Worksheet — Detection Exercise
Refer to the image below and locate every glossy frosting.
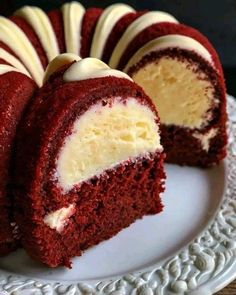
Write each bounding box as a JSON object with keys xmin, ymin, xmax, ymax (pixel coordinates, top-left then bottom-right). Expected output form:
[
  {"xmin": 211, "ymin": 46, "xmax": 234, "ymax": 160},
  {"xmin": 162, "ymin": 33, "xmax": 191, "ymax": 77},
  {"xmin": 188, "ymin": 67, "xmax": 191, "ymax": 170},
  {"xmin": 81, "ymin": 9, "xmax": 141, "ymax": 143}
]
[
  {"xmin": 124, "ymin": 34, "xmax": 214, "ymax": 72},
  {"xmin": 0, "ymin": 48, "xmax": 30, "ymax": 77},
  {"xmin": 15, "ymin": 6, "xmax": 60, "ymax": 62},
  {"xmin": 109, "ymin": 11, "xmax": 179, "ymax": 68},
  {"xmin": 0, "ymin": 3, "xmax": 215, "ymax": 91},
  {"xmin": 0, "ymin": 16, "xmax": 44, "ymax": 85},
  {"xmin": 90, "ymin": 3, "xmax": 135, "ymax": 59},
  {"xmin": 0, "ymin": 64, "xmax": 29, "ymax": 76},
  {"xmin": 63, "ymin": 57, "xmax": 133, "ymax": 82},
  {"xmin": 43, "ymin": 53, "xmax": 81, "ymax": 83},
  {"xmin": 61, "ymin": 2, "xmax": 85, "ymax": 54}
]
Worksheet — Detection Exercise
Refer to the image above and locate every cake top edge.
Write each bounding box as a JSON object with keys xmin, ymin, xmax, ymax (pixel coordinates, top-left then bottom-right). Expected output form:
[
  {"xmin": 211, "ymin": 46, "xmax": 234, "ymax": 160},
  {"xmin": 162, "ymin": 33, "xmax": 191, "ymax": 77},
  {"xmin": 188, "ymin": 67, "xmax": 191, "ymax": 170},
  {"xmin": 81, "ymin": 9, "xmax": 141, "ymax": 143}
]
[{"xmin": 43, "ymin": 54, "xmax": 133, "ymax": 83}]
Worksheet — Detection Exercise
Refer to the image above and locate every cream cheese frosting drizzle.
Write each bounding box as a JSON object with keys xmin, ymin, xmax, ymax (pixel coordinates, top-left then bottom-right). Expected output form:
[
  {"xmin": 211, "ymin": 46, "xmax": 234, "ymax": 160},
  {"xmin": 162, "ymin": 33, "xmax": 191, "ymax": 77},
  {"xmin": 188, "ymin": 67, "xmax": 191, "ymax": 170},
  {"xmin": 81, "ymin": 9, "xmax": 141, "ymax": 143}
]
[
  {"xmin": 0, "ymin": 64, "xmax": 28, "ymax": 76},
  {"xmin": 0, "ymin": 16, "xmax": 44, "ymax": 85},
  {"xmin": 62, "ymin": 2, "xmax": 85, "ymax": 54},
  {"xmin": 44, "ymin": 53, "xmax": 81, "ymax": 83},
  {"xmin": 124, "ymin": 34, "xmax": 214, "ymax": 73},
  {"xmin": 90, "ymin": 3, "xmax": 135, "ymax": 59},
  {"xmin": 109, "ymin": 11, "xmax": 178, "ymax": 68},
  {"xmin": 15, "ymin": 6, "xmax": 60, "ymax": 62},
  {"xmin": 0, "ymin": 48, "xmax": 30, "ymax": 77},
  {"xmin": 64, "ymin": 57, "xmax": 133, "ymax": 82}
]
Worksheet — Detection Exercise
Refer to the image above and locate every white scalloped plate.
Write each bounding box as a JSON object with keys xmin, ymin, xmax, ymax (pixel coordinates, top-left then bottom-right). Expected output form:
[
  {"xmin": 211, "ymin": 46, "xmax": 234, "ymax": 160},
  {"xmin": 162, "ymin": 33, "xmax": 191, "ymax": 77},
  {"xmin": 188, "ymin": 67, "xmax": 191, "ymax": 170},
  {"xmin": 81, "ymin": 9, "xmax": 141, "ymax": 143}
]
[{"xmin": 0, "ymin": 95, "xmax": 235, "ymax": 295}]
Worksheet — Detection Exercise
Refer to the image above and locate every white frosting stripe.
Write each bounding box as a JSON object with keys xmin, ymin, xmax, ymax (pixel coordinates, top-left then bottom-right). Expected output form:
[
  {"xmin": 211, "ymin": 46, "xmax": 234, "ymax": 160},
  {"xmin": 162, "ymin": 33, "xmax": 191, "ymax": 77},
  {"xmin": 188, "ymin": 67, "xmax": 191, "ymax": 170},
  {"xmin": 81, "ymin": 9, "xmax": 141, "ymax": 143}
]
[
  {"xmin": 62, "ymin": 2, "xmax": 85, "ymax": 54},
  {"xmin": 0, "ymin": 16, "xmax": 44, "ymax": 86},
  {"xmin": 90, "ymin": 3, "xmax": 135, "ymax": 59},
  {"xmin": 0, "ymin": 48, "xmax": 31, "ymax": 77},
  {"xmin": 0, "ymin": 64, "xmax": 28, "ymax": 76},
  {"xmin": 109, "ymin": 11, "xmax": 178, "ymax": 68},
  {"xmin": 15, "ymin": 6, "xmax": 60, "ymax": 62},
  {"xmin": 63, "ymin": 57, "xmax": 133, "ymax": 82},
  {"xmin": 44, "ymin": 53, "xmax": 81, "ymax": 83},
  {"xmin": 124, "ymin": 35, "xmax": 214, "ymax": 73}
]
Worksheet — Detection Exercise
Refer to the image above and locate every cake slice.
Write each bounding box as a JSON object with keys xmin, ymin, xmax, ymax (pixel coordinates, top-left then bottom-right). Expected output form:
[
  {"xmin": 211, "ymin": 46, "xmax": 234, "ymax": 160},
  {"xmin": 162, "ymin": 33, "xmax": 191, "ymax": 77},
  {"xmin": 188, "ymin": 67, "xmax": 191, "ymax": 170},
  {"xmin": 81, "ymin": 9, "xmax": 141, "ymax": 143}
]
[
  {"xmin": 13, "ymin": 55, "xmax": 165, "ymax": 267},
  {"xmin": 121, "ymin": 34, "xmax": 227, "ymax": 167}
]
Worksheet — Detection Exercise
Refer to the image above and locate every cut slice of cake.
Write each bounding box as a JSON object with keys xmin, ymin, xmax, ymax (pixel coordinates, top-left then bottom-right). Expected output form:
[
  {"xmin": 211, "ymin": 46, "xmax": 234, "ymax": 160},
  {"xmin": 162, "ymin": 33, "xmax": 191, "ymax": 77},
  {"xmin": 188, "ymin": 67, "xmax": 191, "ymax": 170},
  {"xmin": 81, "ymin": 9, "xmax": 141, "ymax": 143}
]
[
  {"xmin": 13, "ymin": 55, "xmax": 165, "ymax": 267},
  {"xmin": 122, "ymin": 34, "xmax": 227, "ymax": 167}
]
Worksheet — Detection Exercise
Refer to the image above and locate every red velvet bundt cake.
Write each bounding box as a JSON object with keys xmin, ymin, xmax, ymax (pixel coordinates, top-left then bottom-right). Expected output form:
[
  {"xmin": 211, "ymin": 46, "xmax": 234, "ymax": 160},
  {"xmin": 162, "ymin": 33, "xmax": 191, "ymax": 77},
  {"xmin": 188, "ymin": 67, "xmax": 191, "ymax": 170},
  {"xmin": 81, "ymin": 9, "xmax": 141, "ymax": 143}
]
[
  {"xmin": 0, "ymin": 2, "xmax": 227, "ymax": 265},
  {"xmin": 13, "ymin": 56, "xmax": 165, "ymax": 267}
]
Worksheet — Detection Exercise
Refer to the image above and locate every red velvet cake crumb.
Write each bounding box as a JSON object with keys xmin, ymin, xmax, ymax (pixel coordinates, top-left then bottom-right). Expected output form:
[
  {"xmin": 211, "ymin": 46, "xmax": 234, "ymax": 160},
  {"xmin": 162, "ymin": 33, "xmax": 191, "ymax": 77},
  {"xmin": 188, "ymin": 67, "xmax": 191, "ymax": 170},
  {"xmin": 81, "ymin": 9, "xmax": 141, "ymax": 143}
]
[{"xmin": 13, "ymin": 67, "xmax": 165, "ymax": 267}]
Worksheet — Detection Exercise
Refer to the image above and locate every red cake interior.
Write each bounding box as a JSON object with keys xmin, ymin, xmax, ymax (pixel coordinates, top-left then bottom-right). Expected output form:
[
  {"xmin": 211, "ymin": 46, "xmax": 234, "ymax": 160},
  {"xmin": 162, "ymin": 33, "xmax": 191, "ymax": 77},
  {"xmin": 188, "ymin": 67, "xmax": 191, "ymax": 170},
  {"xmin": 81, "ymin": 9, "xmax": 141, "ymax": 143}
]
[{"xmin": 13, "ymin": 67, "xmax": 165, "ymax": 267}]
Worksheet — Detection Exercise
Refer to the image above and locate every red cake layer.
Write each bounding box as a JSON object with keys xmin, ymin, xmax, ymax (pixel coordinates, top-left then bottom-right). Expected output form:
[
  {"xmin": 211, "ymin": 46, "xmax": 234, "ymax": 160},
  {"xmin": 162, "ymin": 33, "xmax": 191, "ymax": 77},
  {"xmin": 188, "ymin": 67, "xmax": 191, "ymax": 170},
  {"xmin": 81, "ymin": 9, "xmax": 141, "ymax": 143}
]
[
  {"xmin": 102, "ymin": 11, "xmax": 146, "ymax": 64},
  {"xmin": 117, "ymin": 22, "xmax": 225, "ymax": 81},
  {"xmin": 10, "ymin": 15, "xmax": 48, "ymax": 69},
  {"xmin": 80, "ymin": 8, "xmax": 103, "ymax": 58},
  {"xmin": 161, "ymin": 125, "xmax": 226, "ymax": 167},
  {"xmin": 0, "ymin": 71, "xmax": 36, "ymax": 256},
  {"xmin": 13, "ymin": 66, "xmax": 165, "ymax": 267},
  {"xmin": 47, "ymin": 9, "xmax": 66, "ymax": 53},
  {"xmin": 127, "ymin": 49, "xmax": 227, "ymax": 167},
  {"xmin": 18, "ymin": 153, "xmax": 165, "ymax": 267}
]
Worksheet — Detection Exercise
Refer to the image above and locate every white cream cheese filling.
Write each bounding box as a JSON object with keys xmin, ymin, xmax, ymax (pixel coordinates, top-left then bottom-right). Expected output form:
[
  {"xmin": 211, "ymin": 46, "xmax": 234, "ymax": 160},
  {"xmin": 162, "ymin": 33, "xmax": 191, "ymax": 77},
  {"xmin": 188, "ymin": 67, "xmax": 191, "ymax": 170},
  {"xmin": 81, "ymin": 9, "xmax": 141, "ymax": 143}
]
[
  {"xmin": 43, "ymin": 204, "xmax": 75, "ymax": 232},
  {"xmin": 193, "ymin": 128, "xmax": 218, "ymax": 151},
  {"xmin": 131, "ymin": 57, "xmax": 216, "ymax": 129},
  {"xmin": 55, "ymin": 97, "xmax": 162, "ymax": 192}
]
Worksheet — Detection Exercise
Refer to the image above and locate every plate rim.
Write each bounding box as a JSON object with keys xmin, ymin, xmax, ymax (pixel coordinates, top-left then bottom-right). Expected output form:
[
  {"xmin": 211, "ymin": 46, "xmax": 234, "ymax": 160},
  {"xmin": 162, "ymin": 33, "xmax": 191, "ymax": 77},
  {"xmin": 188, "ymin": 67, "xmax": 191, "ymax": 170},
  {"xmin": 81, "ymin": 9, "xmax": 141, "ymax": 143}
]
[{"xmin": 0, "ymin": 95, "xmax": 236, "ymax": 295}]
